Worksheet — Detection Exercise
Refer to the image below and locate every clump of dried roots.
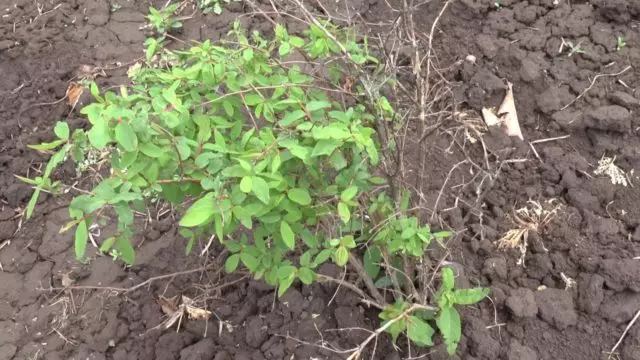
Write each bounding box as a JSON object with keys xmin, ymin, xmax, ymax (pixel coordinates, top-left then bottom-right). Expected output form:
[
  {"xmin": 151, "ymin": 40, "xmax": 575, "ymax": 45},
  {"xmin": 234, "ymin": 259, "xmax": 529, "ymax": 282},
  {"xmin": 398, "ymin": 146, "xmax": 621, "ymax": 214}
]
[{"xmin": 497, "ymin": 199, "xmax": 562, "ymax": 266}]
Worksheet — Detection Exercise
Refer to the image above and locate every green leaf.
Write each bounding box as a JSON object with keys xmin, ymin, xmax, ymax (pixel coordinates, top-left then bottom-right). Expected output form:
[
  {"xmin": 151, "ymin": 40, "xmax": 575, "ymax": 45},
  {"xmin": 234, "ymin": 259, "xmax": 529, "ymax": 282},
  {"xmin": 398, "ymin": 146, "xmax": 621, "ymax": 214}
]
[
  {"xmin": 278, "ymin": 276, "xmax": 295, "ymax": 298},
  {"xmin": 441, "ymin": 267, "xmax": 455, "ymax": 292},
  {"xmin": 311, "ymin": 139, "xmax": 340, "ymax": 157},
  {"xmin": 337, "ymin": 201, "xmax": 350, "ymax": 224},
  {"xmin": 242, "ymin": 48, "xmax": 254, "ymax": 61},
  {"xmin": 280, "ymin": 220, "xmax": 295, "ymax": 249},
  {"xmin": 100, "ymin": 237, "xmax": 117, "ymax": 253},
  {"xmin": 453, "ymin": 288, "xmax": 489, "ymax": 305},
  {"xmin": 75, "ymin": 220, "xmax": 88, "ymax": 260},
  {"xmin": 241, "ymin": 253, "xmax": 259, "ymax": 271},
  {"xmin": 245, "ymin": 93, "xmax": 263, "ymax": 106},
  {"xmin": 340, "ymin": 186, "xmax": 358, "ymax": 202},
  {"xmin": 27, "ymin": 139, "xmax": 66, "ymax": 151},
  {"xmin": 139, "ymin": 142, "xmax": 165, "ymax": 158},
  {"xmin": 287, "ymin": 188, "xmax": 311, "ymax": 206},
  {"xmin": 185, "ymin": 237, "xmax": 195, "ymax": 256},
  {"xmin": 225, "ymin": 254, "xmax": 241, "ymax": 273},
  {"xmin": 363, "ymin": 247, "xmax": 382, "ymax": 279},
  {"xmin": 298, "ymin": 267, "xmax": 315, "ymax": 285},
  {"xmin": 407, "ymin": 316, "xmax": 435, "ymax": 347},
  {"xmin": 240, "ymin": 176, "xmax": 253, "ymax": 193},
  {"xmin": 179, "ymin": 193, "xmax": 215, "ymax": 227},
  {"xmin": 251, "ymin": 176, "xmax": 270, "ymax": 204},
  {"xmin": 306, "ymin": 100, "xmax": 331, "ymax": 112},
  {"xmin": 114, "ymin": 237, "xmax": 135, "ymax": 265},
  {"xmin": 385, "ymin": 317, "xmax": 406, "ymax": 344},
  {"xmin": 88, "ymin": 118, "xmax": 109, "ymax": 149},
  {"xmin": 54, "ymin": 122, "xmax": 70, "ymax": 140},
  {"xmin": 115, "ymin": 122, "xmax": 138, "ymax": 152},
  {"xmin": 334, "ymin": 246, "xmax": 348, "ymax": 266},
  {"xmin": 279, "ymin": 109, "xmax": 305, "ymax": 127},
  {"xmin": 437, "ymin": 306, "xmax": 461, "ymax": 355},
  {"xmin": 313, "ymin": 249, "xmax": 332, "ymax": 267},
  {"xmin": 278, "ymin": 42, "xmax": 291, "ymax": 57}
]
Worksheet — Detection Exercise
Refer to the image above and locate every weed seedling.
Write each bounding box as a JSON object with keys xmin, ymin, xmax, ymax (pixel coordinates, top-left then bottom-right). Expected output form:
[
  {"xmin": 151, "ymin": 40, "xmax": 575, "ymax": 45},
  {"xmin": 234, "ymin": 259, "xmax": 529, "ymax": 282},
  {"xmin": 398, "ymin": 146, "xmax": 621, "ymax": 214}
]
[
  {"xmin": 617, "ymin": 36, "xmax": 627, "ymax": 51},
  {"xmin": 559, "ymin": 38, "xmax": 584, "ymax": 57},
  {"xmin": 147, "ymin": 3, "xmax": 182, "ymax": 34},
  {"xmin": 110, "ymin": 3, "xmax": 122, "ymax": 12},
  {"xmin": 198, "ymin": 0, "xmax": 239, "ymax": 15}
]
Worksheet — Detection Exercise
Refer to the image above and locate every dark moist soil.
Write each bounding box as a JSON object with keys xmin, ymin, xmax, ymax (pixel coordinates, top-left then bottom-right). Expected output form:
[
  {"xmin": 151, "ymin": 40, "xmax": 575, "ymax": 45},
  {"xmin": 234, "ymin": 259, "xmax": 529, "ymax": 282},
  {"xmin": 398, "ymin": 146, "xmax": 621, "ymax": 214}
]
[{"xmin": 1, "ymin": 0, "xmax": 640, "ymax": 359}]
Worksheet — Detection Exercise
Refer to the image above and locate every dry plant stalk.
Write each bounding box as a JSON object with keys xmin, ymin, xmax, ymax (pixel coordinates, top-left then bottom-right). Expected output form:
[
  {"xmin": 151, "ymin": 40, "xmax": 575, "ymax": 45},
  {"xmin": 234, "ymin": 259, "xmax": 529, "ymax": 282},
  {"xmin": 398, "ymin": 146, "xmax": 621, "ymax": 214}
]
[
  {"xmin": 497, "ymin": 199, "xmax": 562, "ymax": 266},
  {"xmin": 157, "ymin": 295, "xmax": 212, "ymax": 331},
  {"xmin": 594, "ymin": 155, "xmax": 629, "ymax": 187}
]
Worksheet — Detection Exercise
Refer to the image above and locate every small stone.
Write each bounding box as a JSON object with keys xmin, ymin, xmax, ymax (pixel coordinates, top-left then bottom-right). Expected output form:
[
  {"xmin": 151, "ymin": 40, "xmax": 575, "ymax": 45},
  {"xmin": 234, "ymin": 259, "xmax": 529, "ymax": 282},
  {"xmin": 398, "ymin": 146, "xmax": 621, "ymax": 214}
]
[
  {"xmin": 600, "ymin": 259, "xmax": 640, "ymax": 292},
  {"xmin": 465, "ymin": 54, "xmax": 477, "ymax": 64},
  {"xmin": 245, "ymin": 316, "xmax": 267, "ymax": 348},
  {"xmin": 535, "ymin": 288, "xmax": 577, "ymax": 330},
  {"xmin": 0, "ymin": 40, "xmax": 14, "ymax": 51},
  {"xmin": 520, "ymin": 58, "xmax": 541, "ymax": 82},
  {"xmin": 536, "ymin": 86, "xmax": 574, "ymax": 114},
  {"xmin": 585, "ymin": 105, "xmax": 631, "ymax": 132},
  {"xmin": 179, "ymin": 338, "xmax": 216, "ymax": 360},
  {"xmin": 600, "ymin": 292, "xmax": 640, "ymax": 323},
  {"xmin": 507, "ymin": 340, "xmax": 538, "ymax": 360},
  {"xmin": 609, "ymin": 91, "xmax": 640, "ymax": 109},
  {"xmin": 577, "ymin": 274, "xmax": 604, "ymax": 314},
  {"xmin": 506, "ymin": 288, "xmax": 538, "ymax": 318}
]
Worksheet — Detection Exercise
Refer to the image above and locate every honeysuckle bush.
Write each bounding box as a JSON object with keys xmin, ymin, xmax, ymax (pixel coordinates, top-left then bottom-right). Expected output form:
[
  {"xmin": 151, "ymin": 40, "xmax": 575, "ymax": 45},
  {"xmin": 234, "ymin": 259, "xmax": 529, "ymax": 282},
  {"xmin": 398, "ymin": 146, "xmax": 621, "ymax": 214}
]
[{"xmin": 22, "ymin": 19, "xmax": 487, "ymax": 355}]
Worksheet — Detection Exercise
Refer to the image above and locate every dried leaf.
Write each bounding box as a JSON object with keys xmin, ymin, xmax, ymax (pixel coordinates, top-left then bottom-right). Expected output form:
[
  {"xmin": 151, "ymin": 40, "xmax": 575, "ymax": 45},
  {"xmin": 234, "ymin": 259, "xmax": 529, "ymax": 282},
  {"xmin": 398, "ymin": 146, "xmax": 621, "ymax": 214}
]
[
  {"xmin": 481, "ymin": 107, "xmax": 500, "ymax": 127},
  {"xmin": 66, "ymin": 82, "xmax": 85, "ymax": 109},
  {"xmin": 182, "ymin": 296, "xmax": 212, "ymax": 320},
  {"xmin": 61, "ymin": 273, "xmax": 74, "ymax": 287},
  {"xmin": 497, "ymin": 82, "xmax": 524, "ymax": 140},
  {"xmin": 159, "ymin": 295, "xmax": 180, "ymax": 315}
]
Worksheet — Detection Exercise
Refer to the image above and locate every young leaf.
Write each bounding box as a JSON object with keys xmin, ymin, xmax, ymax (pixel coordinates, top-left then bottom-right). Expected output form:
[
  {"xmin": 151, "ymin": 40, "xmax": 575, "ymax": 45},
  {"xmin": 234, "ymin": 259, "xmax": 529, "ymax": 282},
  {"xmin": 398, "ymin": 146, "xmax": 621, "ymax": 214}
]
[
  {"xmin": 75, "ymin": 220, "xmax": 88, "ymax": 260},
  {"xmin": 337, "ymin": 201, "xmax": 350, "ymax": 224},
  {"xmin": 306, "ymin": 100, "xmax": 331, "ymax": 112},
  {"xmin": 340, "ymin": 186, "xmax": 358, "ymax": 202},
  {"xmin": 407, "ymin": 316, "xmax": 435, "ymax": 347},
  {"xmin": 441, "ymin": 267, "xmax": 455, "ymax": 292},
  {"xmin": 279, "ymin": 109, "xmax": 306, "ymax": 127},
  {"xmin": 363, "ymin": 247, "xmax": 382, "ymax": 279},
  {"xmin": 437, "ymin": 306, "xmax": 461, "ymax": 355},
  {"xmin": 54, "ymin": 121, "xmax": 70, "ymax": 141},
  {"xmin": 251, "ymin": 176, "xmax": 270, "ymax": 204},
  {"xmin": 298, "ymin": 267, "xmax": 315, "ymax": 284},
  {"xmin": 334, "ymin": 246, "xmax": 348, "ymax": 266},
  {"xmin": 453, "ymin": 288, "xmax": 489, "ymax": 305},
  {"xmin": 280, "ymin": 220, "xmax": 295, "ymax": 249},
  {"xmin": 241, "ymin": 253, "xmax": 259, "ymax": 271},
  {"xmin": 99, "ymin": 237, "xmax": 117, "ymax": 253},
  {"xmin": 179, "ymin": 193, "xmax": 215, "ymax": 227},
  {"xmin": 114, "ymin": 237, "xmax": 136, "ymax": 265},
  {"xmin": 225, "ymin": 254, "xmax": 241, "ymax": 273},
  {"xmin": 240, "ymin": 176, "xmax": 253, "ymax": 193},
  {"xmin": 278, "ymin": 276, "xmax": 295, "ymax": 298},
  {"xmin": 287, "ymin": 188, "xmax": 311, "ymax": 206},
  {"xmin": 115, "ymin": 122, "xmax": 138, "ymax": 152}
]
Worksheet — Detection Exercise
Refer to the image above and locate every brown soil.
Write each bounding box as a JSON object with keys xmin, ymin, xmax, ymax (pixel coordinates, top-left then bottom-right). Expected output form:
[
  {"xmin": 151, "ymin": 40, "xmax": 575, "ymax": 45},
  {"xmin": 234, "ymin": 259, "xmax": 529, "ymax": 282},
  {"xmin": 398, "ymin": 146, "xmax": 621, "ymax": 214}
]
[{"xmin": 1, "ymin": 0, "xmax": 640, "ymax": 359}]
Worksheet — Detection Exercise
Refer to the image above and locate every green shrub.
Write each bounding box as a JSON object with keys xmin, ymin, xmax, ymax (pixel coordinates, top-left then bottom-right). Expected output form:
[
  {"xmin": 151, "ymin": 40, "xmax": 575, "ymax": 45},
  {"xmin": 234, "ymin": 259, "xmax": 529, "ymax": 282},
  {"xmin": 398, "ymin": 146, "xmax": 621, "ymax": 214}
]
[{"xmin": 22, "ymin": 19, "xmax": 487, "ymax": 355}]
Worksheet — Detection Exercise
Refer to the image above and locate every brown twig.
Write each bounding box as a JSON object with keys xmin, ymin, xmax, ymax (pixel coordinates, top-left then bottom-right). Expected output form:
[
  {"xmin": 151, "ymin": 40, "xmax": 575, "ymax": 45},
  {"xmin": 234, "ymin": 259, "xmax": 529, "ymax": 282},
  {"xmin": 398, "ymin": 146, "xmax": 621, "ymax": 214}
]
[
  {"xmin": 608, "ymin": 309, "xmax": 640, "ymax": 359},
  {"xmin": 39, "ymin": 264, "xmax": 220, "ymax": 294},
  {"xmin": 561, "ymin": 66, "xmax": 632, "ymax": 111}
]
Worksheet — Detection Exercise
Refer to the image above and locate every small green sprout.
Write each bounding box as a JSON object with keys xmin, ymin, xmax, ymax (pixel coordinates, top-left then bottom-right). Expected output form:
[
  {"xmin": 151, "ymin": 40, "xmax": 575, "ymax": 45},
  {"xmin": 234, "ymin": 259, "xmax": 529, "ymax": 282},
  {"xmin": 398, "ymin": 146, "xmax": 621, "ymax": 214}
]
[{"xmin": 617, "ymin": 36, "xmax": 627, "ymax": 51}]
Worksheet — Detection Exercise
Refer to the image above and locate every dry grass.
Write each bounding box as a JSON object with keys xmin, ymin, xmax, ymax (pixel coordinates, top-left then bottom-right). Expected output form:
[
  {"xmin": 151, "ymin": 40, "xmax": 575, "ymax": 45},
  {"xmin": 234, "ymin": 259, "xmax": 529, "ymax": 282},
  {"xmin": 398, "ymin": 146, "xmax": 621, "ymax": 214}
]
[{"xmin": 497, "ymin": 199, "xmax": 562, "ymax": 266}]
